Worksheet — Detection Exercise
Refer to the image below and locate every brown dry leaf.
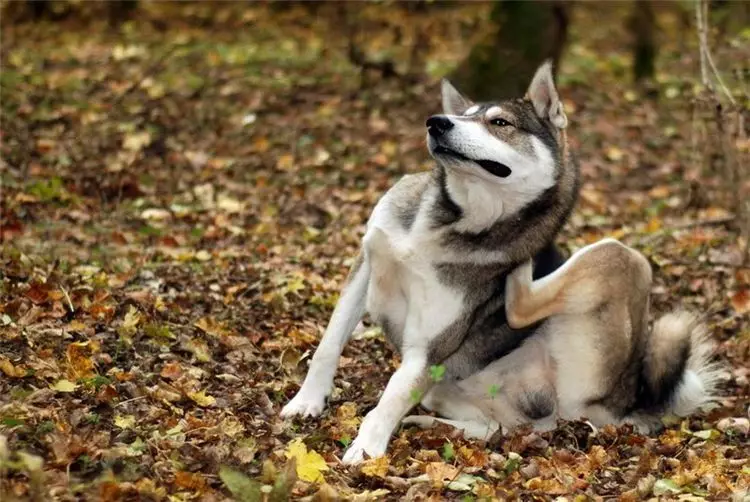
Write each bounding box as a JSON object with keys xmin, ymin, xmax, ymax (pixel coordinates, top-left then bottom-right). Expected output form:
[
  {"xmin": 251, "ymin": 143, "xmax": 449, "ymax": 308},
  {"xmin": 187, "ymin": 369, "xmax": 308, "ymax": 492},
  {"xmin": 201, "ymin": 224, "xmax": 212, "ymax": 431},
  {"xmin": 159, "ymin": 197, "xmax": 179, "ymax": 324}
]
[
  {"xmin": 253, "ymin": 136, "xmax": 270, "ymax": 153},
  {"xmin": 24, "ymin": 282, "xmax": 51, "ymax": 304},
  {"xmin": 66, "ymin": 341, "xmax": 98, "ymax": 379},
  {"xmin": 457, "ymin": 445, "xmax": 488, "ymax": 467},
  {"xmin": 730, "ymin": 289, "xmax": 750, "ymax": 315},
  {"xmin": 194, "ymin": 317, "xmax": 232, "ymax": 337},
  {"xmin": 360, "ymin": 456, "xmax": 390, "ymax": 479},
  {"xmin": 425, "ymin": 462, "xmax": 459, "ymax": 486},
  {"xmin": 173, "ymin": 471, "xmax": 207, "ymax": 492},
  {"xmin": 160, "ymin": 362, "xmax": 183, "ymax": 380}
]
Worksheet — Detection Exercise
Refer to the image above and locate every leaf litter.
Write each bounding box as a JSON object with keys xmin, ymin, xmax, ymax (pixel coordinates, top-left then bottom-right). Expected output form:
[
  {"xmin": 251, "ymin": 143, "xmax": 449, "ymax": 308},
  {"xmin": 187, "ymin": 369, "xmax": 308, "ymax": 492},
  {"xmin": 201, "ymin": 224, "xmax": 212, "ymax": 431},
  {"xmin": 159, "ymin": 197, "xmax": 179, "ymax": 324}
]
[{"xmin": 1, "ymin": 2, "xmax": 748, "ymax": 501}]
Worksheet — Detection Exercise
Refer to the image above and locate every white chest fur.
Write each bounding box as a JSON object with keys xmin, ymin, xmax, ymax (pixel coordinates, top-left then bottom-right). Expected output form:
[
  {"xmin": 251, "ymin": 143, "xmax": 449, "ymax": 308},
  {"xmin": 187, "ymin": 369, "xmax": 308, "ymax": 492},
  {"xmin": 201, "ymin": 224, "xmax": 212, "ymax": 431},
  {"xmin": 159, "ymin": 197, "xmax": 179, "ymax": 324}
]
[{"xmin": 363, "ymin": 193, "xmax": 465, "ymax": 352}]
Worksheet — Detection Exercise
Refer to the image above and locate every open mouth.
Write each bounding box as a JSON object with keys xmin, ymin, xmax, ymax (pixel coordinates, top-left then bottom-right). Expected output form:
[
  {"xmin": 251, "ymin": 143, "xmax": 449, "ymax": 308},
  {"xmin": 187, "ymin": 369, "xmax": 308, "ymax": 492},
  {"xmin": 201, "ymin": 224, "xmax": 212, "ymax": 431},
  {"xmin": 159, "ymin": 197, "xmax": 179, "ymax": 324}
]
[{"xmin": 433, "ymin": 145, "xmax": 512, "ymax": 178}]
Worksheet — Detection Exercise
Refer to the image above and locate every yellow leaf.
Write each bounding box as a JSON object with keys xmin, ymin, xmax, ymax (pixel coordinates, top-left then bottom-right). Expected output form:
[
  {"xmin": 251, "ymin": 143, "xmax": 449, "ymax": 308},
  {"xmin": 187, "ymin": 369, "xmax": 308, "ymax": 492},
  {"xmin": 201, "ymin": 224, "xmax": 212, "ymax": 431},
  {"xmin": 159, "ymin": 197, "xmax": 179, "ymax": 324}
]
[
  {"xmin": 0, "ymin": 358, "xmax": 26, "ymax": 378},
  {"xmin": 51, "ymin": 379, "xmax": 78, "ymax": 392},
  {"xmin": 194, "ymin": 316, "xmax": 231, "ymax": 337},
  {"xmin": 606, "ymin": 146, "xmax": 624, "ymax": 162},
  {"xmin": 336, "ymin": 402, "xmax": 361, "ymax": 436},
  {"xmin": 188, "ymin": 390, "xmax": 216, "ymax": 407},
  {"xmin": 253, "ymin": 137, "xmax": 270, "ymax": 153},
  {"xmin": 119, "ymin": 306, "xmax": 141, "ymax": 337},
  {"xmin": 114, "ymin": 414, "xmax": 136, "ymax": 429},
  {"xmin": 360, "ymin": 456, "xmax": 389, "ymax": 478},
  {"xmin": 284, "ymin": 438, "xmax": 328, "ymax": 483},
  {"xmin": 66, "ymin": 341, "xmax": 97, "ymax": 379},
  {"xmin": 276, "ymin": 154, "xmax": 295, "ymax": 171},
  {"xmin": 647, "ymin": 217, "xmax": 662, "ymax": 233}
]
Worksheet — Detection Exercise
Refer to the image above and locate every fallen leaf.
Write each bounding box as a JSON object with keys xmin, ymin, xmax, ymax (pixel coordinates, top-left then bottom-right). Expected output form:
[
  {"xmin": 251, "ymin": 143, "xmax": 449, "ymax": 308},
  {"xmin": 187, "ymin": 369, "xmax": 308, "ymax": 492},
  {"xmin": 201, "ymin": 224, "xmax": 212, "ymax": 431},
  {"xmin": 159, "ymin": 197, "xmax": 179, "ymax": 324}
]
[
  {"xmin": 653, "ymin": 478, "xmax": 682, "ymax": 495},
  {"xmin": 284, "ymin": 438, "xmax": 328, "ymax": 483},
  {"xmin": 66, "ymin": 341, "xmax": 97, "ymax": 379},
  {"xmin": 173, "ymin": 471, "xmax": 206, "ymax": 492},
  {"xmin": 730, "ymin": 289, "xmax": 750, "ymax": 314},
  {"xmin": 0, "ymin": 358, "xmax": 26, "ymax": 378},
  {"xmin": 425, "ymin": 462, "xmax": 459, "ymax": 485},
  {"xmin": 360, "ymin": 456, "xmax": 389, "ymax": 478},
  {"xmin": 219, "ymin": 466, "xmax": 262, "ymax": 502},
  {"xmin": 187, "ymin": 390, "xmax": 216, "ymax": 407},
  {"xmin": 114, "ymin": 414, "xmax": 136, "ymax": 429},
  {"xmin": 51, "ymin": 379, "xmax": 78, "ymax": 392}
]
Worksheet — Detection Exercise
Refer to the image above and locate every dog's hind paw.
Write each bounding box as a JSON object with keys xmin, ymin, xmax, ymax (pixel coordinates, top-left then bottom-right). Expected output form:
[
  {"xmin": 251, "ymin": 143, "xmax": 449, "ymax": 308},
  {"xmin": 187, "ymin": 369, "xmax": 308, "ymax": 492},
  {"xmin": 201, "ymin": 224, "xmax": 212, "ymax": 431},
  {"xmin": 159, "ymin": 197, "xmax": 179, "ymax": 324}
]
[
  {"xmin": 402, "ymin": 415, "xmax": 437, "ymax": 429},
  {"xmin": 280, "ymin": 391, "xmax": 326, "ymax": 418}
]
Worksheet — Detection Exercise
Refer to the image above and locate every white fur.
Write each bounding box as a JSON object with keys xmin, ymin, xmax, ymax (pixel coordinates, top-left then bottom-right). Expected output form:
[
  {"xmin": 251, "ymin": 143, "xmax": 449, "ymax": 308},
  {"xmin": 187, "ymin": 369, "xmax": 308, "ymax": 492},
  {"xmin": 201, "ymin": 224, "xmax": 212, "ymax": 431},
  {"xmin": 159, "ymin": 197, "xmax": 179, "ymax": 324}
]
[
  {"xmin": 342, "ymin": 351, "xmax": 428, "ymax": 463},
  {"xmin": 438, "ymin": 119, "xmax": 556, "ymax": 221},
  {"xmin": 445, "ymin": 169, "xmax": 506, "ymax": 232},
  {"xmin": 463, "ymin": 105, "xmax": 480, "ymax": 116},
  {"xmin": 484, "ymin": 106, "xmax": 503, "ymax": 119},
  {"xmin": 280, "ymin": 259, "xmax": 369, "ymax": 418}
]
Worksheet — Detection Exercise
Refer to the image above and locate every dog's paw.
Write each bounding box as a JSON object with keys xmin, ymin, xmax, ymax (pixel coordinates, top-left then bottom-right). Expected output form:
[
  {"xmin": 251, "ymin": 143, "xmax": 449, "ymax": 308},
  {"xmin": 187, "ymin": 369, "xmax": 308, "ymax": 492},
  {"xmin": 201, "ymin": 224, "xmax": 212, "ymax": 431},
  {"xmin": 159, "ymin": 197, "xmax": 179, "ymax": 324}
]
[
  {"xmin": 341, "ymin": 435, "xmax": 387, "ymax": 465},
  {"xmin": 280, "ymin": 391, "xmax": 326, "ymax": 418},
  {"xmin": 510, "ymin": 259, "xmax": 534, "ymax": 286},
  {"xmin": 402, "ymin": 415, "xmax": 437, "ymax": 429},
  {"xmin": 506, "ymin": 260, "xmax": 534, "ymax": 329}
]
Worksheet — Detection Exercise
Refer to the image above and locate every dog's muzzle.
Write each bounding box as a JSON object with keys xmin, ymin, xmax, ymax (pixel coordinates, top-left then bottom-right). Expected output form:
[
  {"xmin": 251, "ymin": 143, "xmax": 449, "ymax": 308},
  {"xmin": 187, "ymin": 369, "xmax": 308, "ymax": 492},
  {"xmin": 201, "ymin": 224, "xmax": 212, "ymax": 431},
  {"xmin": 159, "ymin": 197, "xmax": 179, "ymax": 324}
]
[{"xmin": 426, "ymin": 115, "xmax": 454, "ymax": 138}]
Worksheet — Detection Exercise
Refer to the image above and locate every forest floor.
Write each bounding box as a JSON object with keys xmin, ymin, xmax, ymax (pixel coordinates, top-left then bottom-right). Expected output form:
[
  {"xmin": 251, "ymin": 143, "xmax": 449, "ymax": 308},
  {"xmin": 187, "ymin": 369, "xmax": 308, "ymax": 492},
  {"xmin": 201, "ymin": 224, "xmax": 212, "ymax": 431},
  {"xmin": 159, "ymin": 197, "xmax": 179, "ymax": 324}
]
[{"xmin": 1, "ymin": 3, "xmax": 749, "ymax": 501}]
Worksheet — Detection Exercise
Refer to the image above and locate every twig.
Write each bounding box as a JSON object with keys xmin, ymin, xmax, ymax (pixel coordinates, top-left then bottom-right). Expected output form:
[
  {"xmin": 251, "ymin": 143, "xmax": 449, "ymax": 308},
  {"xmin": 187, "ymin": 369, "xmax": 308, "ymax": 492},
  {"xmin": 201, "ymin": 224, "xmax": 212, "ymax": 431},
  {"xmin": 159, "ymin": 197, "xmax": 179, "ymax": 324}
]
[
  {"xmin": 60, "ymin": 285, "xmax": 75, "ymax": 313},
  {"xmin": 672, "ymin": 215, "xmax": 735, "ymax": 230},
  {"xmin": 115, "ymin": 395, "xmax": 149, "ymax": 407},
  {"xmin": 695, "ymin": 0, "xmax": 736, "ymax": 105}
]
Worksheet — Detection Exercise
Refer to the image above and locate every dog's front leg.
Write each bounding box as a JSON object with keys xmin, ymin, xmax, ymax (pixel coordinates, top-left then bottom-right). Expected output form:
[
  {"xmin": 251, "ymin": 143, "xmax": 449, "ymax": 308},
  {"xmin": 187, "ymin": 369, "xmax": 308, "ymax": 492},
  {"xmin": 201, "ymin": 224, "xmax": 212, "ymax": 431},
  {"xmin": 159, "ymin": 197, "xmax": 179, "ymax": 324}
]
[
  {"xmin": 341, "ymin": 350, "xmax": 430, "ymax": 464},
  {"xmin": 281, "ymin": 254, "xmax": 369, "ymax": 418}
]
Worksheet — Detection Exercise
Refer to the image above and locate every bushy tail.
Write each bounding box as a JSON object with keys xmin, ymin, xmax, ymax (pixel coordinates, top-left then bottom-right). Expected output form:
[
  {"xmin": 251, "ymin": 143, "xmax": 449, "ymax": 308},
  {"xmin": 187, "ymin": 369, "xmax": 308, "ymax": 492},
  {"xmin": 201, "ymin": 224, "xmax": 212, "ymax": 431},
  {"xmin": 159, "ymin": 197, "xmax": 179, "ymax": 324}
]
[{"xmin": 639, "ymin": 311, "xmax": 722, "ymax": 418}]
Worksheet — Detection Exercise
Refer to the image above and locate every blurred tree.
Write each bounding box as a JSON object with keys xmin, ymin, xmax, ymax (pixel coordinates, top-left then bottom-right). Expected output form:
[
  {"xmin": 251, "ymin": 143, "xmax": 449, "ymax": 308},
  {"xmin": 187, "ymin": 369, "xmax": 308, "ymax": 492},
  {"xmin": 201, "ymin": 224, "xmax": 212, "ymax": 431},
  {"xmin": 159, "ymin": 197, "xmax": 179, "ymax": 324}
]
[
  {"xmin": 630, "ymin": 1, "xmax": 657, "ymax": 83},
  {"xmin": 449, "ymin": 1, "xmax": 570, "ymax": 101},
  {"xmin": 18, "ymin": 0, "xmax": 138, "ymax": 24}
]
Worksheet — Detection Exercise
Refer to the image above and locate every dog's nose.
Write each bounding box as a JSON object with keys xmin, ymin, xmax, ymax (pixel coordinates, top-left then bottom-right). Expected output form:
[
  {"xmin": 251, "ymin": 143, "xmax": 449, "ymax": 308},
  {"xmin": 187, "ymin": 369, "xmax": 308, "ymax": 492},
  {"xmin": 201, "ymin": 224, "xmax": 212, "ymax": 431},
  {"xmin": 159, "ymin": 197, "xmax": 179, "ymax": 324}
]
[{"xmin": 426, "ymin": 116, "xmax": 454, "ymax": 137}]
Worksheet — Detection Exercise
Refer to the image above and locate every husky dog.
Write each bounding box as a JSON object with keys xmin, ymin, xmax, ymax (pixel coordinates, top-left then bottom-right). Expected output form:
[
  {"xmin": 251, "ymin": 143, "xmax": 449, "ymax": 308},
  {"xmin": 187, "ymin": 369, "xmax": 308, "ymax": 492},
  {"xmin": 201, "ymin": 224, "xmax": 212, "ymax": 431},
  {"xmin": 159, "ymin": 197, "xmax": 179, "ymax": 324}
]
[
  {"xmin": 403, "ymin": 241, "xmax": 720, "ymax": 440},
  {"xmin": 281, "ymin": 61, "xmax": 718, "ymax": 463}
]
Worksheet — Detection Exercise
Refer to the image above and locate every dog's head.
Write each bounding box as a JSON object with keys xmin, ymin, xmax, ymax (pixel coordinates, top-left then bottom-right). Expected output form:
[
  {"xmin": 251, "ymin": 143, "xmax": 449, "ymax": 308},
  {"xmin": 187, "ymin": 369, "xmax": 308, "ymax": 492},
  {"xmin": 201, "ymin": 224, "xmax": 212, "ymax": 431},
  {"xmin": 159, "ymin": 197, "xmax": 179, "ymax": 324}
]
[{"xmin": 427, "ymin": 61, "xmax": 568, "ymax": 195}]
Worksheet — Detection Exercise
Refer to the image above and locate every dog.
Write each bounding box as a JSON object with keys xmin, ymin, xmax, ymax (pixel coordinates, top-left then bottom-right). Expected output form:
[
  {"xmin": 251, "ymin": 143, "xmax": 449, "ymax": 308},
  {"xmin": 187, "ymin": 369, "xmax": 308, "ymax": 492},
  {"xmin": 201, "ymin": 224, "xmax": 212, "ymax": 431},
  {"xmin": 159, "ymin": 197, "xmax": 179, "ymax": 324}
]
[
  {"xmin": 402, "ymin": 239, "xmax": 720, "ymax": 440},
  {"xmin": 282, "ymin": 61, "xmax": 719, "ymax": 463},
  {"xmin": 282, "ymin": 60, "xmax": 582, "ymax": 464}
]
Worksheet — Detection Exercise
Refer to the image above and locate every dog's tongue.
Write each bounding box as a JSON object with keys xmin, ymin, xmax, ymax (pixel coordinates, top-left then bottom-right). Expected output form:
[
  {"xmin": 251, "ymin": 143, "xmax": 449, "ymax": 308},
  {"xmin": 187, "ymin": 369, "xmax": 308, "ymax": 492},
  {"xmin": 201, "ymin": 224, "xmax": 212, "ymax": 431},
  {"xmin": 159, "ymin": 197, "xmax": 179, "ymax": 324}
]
[{"xmin": 476, "ymin": 159, "xmax": 512, "ymax": 178}]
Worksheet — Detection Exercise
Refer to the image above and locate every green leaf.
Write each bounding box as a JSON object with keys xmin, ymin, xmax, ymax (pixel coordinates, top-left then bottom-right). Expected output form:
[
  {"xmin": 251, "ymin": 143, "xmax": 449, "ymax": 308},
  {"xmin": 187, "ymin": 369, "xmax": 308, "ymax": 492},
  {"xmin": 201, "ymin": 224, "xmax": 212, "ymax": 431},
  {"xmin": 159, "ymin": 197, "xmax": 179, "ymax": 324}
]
[
  {"xmin": 653, "ymin": 478, "xmax": 682, "ymax": 495},
  {"xmin": 1, "ymin": 417, "xmax": 25, "ymax": 427},
  {"xmin": 410, "ymin": 389, "xmax": 423, "ymax": 404},
  {"xmin": 219, "ymin": 466, "xmax": 262, "ymax": 502},
  {"xmin": 488, "ymin": 384, "xmax": 500, "ymax": 398},
  {"xmin": 691, "ymin": 429, "xmax": 719, "ymax": 440},
  {"xmin": 429, "ymin": 364, "xmax": 446, "ymax": 382},
  {"xmin": 504, "ymin": 452, "xmax": 521, "ymax": 476},
  {"xmin": 442, "ymin": 442, "xmax": 455, "ymax": 462}
]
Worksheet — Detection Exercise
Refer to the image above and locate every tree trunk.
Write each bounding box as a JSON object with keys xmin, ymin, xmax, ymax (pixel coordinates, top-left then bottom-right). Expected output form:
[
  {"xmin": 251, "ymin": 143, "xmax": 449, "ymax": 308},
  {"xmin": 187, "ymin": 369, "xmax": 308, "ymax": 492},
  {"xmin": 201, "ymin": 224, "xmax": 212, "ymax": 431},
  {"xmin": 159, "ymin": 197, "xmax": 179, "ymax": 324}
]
[
  {"xmin": 449, "ymin": 1, "xmax": 570, "ymax": 101},
  {"xmin": 631, "ymin": 0, "xmax": 657, "ymax": 82}
]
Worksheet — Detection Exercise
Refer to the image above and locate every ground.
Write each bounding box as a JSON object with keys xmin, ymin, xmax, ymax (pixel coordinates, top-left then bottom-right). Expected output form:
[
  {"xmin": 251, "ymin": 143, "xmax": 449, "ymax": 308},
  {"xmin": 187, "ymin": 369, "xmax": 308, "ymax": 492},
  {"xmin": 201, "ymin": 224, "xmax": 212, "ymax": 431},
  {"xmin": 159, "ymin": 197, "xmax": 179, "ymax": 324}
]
[{"xmin": 1, "ymin": 3, "xmax": 749, "ymax": 501}]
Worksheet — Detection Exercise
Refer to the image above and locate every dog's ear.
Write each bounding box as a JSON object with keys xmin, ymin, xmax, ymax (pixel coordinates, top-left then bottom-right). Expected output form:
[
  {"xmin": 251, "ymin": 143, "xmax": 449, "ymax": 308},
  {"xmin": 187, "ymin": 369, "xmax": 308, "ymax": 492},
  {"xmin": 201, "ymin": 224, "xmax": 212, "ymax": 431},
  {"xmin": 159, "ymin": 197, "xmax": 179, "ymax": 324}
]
[
  {"xmin": 441, "ymin": 79, "xmax": 474, "ymax": 116},
  {"xmin": 526, "ymin": 60, "xmax": 567, "ymax": 129}
]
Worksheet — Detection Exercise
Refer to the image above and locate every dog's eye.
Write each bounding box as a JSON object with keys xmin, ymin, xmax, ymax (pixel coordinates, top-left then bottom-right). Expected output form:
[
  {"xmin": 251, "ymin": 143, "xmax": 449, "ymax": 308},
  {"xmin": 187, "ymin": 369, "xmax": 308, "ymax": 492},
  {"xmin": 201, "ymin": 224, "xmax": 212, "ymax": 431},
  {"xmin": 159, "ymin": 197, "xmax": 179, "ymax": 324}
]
[{"xmin": 490, "ymin": 118, "xmax": 512, "ymax": 127}]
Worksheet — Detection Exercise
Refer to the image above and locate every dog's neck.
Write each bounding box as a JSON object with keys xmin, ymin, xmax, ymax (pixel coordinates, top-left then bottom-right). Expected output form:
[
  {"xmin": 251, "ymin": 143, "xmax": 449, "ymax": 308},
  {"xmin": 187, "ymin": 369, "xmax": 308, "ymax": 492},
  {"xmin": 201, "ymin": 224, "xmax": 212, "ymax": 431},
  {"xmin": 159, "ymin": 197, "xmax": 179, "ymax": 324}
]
[{"xmin": 443, "ymin": 168, "xmax": 506, "ymax": 233}]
